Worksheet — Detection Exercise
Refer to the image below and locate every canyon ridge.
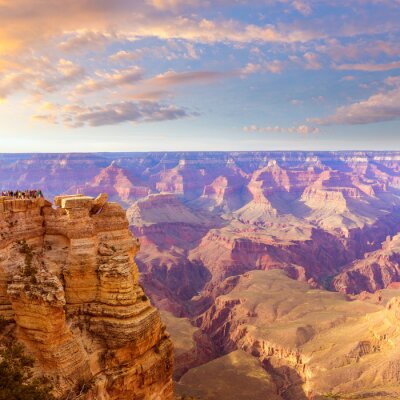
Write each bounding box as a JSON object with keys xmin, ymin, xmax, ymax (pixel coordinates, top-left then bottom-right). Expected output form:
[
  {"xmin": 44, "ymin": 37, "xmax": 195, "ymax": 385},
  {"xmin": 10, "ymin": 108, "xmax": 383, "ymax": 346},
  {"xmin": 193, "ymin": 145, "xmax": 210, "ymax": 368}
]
[{"xmin": 1, "ymin": 151, "xmax": 400, "ymax": 399}]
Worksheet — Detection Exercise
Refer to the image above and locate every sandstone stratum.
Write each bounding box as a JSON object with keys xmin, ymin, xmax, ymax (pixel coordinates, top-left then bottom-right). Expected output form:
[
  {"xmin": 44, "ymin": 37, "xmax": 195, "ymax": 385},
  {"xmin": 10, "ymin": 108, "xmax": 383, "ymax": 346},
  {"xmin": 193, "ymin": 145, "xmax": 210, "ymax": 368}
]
[{"xmin": 0, "ymin": 194, "xmax": 173, "ymax": 399}]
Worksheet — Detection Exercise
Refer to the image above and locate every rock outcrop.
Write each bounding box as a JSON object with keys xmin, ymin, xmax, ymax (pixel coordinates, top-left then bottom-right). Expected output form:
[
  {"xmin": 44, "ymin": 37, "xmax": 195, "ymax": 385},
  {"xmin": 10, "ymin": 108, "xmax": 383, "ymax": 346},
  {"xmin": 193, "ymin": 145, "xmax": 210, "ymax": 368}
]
[
  {"xmin": 0, "ymin": 194, "xmax": 173, "ymax": 399},
  {"xmin": 333, "ymin": 233, "xmax": 400, "ymax": 294},
  {"xmin": 195, "ymin": 270, "xmax": 400, "ymax": 399}
]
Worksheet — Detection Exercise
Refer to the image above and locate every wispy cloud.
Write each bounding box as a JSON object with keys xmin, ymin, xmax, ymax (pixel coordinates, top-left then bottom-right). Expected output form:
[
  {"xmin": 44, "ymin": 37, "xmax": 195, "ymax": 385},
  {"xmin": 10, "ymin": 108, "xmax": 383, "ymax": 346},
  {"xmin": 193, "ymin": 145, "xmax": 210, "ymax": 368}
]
[
  {"xmin": 109, "ymin": 50, "xmax": 145, "ymax": 63},
  {"xmin": 312, "ymin": 77, "xmax": 400, "ymax": 125},
  {"xmin": 292, "ymin": 0, "xmax": 312, "ymax": 16},
  {"xmin": 35, "ymin": 100, "xmax": 195, "ymax": 127},
  {"xmin": 59, "ymin": 30, "xmax": 118, "ymax": 52},
  {"xmin": 147, "ymin": 70, "xmax": 225, "ymax": 86},
  {"xmin": 75, "ymin": 66, "xmax": 143, "ymax": 94},
  {"xmin": 0, "ymin": 58, "xmax": 84, "ymax": 99},
  {"xmin": 1, "ymin": 0, "xmax": 400, "ymax": 140},
  {"xmin": 244, "ymin": 124, "xmax": 320, "ymax": 134},
  {"xmin": 240, "ymin": 60, "xmax": 286, "ymax": 75},
  {"xmin": 335, "ymin": 61, "xmax": 400, "ymax": 72}
]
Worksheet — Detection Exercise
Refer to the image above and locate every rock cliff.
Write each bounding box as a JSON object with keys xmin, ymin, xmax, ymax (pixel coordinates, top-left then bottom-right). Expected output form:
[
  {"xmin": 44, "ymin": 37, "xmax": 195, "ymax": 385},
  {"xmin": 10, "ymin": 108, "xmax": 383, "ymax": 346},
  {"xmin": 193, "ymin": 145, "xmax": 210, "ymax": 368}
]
[
  {"xmin": 0, "ymin": 194, "xmax": 173, "ymax": 399},
  {"xmin": 333, "ymin": 233, "xmax": 400, "ymax": 294},
  {"xmin": 195, "ymin": 270, "xmax": 400, "ymax": 399}
]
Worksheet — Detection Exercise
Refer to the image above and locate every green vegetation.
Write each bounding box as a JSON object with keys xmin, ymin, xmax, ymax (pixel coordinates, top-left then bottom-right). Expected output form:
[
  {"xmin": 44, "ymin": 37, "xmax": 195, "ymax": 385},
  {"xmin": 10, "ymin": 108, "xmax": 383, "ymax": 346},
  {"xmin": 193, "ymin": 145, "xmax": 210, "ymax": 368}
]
[{"xmin": 0, "ymin": 342, "xmax": 55, "ymax": 400}]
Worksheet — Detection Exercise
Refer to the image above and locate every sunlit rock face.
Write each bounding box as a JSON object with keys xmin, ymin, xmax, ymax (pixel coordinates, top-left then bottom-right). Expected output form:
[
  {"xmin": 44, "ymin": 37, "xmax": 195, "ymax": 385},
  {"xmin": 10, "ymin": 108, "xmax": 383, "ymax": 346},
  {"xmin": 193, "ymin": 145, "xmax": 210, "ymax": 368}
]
[
  {"xmin": 195, "ymin": 270, "xmax": 400, "ymax": 399},
  {"xmin": 333, "ymin": 233, "xmax": 400, "ymax": 294},
  {"xmin": 0, "ymin": 194, "xmax": 174, "ymax": 400}
]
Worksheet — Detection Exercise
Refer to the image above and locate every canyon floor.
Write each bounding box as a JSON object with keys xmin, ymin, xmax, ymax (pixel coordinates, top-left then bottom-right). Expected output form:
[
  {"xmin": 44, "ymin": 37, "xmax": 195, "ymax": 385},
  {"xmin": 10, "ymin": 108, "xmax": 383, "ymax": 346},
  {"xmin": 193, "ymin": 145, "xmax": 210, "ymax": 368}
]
[{"xmin": 2, "ymin": 151, "xmax": 400, "ymax": 399}]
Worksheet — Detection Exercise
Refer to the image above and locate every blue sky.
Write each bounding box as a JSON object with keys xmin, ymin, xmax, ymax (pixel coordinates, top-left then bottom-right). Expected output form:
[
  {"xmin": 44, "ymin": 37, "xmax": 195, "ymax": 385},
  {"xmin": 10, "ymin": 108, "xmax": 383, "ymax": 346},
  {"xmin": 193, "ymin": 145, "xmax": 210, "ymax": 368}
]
[{"xmin": 0, "ymin": 0, "xmax": 399, "ymax": 152}]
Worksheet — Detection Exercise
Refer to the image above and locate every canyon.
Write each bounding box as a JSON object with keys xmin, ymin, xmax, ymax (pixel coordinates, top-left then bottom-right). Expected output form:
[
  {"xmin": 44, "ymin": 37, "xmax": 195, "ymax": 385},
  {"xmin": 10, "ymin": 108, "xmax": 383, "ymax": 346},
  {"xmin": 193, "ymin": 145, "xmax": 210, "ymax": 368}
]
[{"xmin": 1, "ymin": 151, "xmax": 400, "ymax": 399}]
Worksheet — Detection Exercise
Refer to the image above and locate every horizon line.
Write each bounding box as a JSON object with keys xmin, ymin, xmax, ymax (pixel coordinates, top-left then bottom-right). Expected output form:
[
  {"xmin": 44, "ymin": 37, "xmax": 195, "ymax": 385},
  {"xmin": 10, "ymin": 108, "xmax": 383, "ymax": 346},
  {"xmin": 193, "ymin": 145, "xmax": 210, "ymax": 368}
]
[{"xmin": 1, "ymin": 150, "xmax": 400, "ymax": 155}]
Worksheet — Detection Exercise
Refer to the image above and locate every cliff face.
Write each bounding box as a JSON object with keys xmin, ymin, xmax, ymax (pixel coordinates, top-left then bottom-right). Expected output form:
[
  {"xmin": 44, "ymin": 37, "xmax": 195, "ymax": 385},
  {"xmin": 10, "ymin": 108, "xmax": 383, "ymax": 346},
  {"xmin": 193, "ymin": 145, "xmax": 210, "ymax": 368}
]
[
  {"xmin": 333, "ymin": 233, "xmax": 400, "ymax": 294},
  {"xmin": 195, "ymin": 270, "xmax": 400, "ymax": 399},
  {"xmin": 0, "ymin": 194, "xmax": 174, "ymax": 400}
]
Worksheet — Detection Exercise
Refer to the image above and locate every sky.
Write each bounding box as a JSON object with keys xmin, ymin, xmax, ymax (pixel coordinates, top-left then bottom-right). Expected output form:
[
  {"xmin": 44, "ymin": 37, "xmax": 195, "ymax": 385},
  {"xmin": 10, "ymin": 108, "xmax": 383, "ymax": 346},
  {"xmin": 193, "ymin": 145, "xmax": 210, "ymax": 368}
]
[{"xmin": 0, "ymin": 0, "xmax": 400, "ymax": 152}]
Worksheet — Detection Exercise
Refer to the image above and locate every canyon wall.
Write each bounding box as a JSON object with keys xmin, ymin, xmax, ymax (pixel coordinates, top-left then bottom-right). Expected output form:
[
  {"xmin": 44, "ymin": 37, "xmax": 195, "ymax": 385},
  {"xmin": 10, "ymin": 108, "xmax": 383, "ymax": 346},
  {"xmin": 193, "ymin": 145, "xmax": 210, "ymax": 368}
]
[
  {"xmin": 0, "ymin": 194, "xmax": 173, "ymax": 400},
  {"xmin": 194, "ymin": 270, "xmax": 400, "ymax": 399}
]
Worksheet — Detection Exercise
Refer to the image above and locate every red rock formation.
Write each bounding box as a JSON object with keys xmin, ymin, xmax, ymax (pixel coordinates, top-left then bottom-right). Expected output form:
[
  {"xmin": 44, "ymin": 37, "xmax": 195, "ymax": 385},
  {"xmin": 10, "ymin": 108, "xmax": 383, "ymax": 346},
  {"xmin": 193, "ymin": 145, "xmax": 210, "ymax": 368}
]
[
  {"xmin": 333, "ymin": 233, "xmax": 400, "ymax": 294},
  {"xmin": 76, "ymin": 162, "xmax": 151, "ymax": 204},
  {"xmin": 0, "ymin": 194, "xmax": 173, "ymax": 399}
]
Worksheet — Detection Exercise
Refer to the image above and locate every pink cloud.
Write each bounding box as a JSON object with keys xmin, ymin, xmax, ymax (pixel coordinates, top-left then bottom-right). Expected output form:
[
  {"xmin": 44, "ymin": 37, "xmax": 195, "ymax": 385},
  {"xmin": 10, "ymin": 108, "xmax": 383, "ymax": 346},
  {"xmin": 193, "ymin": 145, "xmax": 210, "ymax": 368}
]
[
  {"xmin": 146, "ymin": 70, "xmax": 225, "ymax": 86},
  {"xmin": 75, "ymin": 66, "xmax": 143, "ymax": 94},
  {"xmin": 240, "ymin": 60, "xmax": 285, "ymax": 75},
  {"xmin": 317, "ymin": 39, "xmax": 400, "ymax": 63},
  {"xmin": 292, "ymin": 0, "xmax": 312, "ymax": 16},
  {"xmin": 312, "ymin": 77, "xmax": 400, "ymax": 125},
  {"xmin": 335, "ymin": 61, "xmax": 400, "ymax": 72},
  {"xmin": 303, "ymin": 52, "xmax": 321, "ymax": 70}
]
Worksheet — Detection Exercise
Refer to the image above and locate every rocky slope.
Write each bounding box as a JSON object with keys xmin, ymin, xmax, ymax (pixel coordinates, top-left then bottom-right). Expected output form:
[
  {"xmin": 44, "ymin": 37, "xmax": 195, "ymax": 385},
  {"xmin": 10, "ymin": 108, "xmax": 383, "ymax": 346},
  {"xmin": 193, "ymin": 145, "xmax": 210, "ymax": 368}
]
[
  {"xmin": 75, "ymin": 162, "xmax": 151, "ymax": 205},
  {"xmin": 0, "ymin": 194, "xmax": 173, "ymax": 399},
  {"xmin": 176, "ymin": 350, "xmax": 282, "ymax": 400},
  {"xmin": 195, "ymin": 270, "xmax": 400, "ymax": 399},
  {"xmin": 333, "ymin": 233, "xmax": 400, "ymax": 294}
]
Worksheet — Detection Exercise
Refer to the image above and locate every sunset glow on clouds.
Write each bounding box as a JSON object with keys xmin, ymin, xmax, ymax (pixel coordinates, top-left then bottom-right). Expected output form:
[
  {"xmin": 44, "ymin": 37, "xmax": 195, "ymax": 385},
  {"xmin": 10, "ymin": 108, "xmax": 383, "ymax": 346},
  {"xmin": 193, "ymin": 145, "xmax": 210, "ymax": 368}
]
[{"xmin": 0, "ymin": 0, "xmax": 399, "ymax": 151}]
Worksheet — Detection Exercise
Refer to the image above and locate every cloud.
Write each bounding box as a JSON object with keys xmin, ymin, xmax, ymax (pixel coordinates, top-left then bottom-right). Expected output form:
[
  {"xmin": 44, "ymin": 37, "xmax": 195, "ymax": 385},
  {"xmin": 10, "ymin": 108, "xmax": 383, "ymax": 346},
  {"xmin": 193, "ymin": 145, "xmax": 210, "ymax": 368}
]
[
  {"xmin": 57, "ymin": 59, "xmax": 85, "ymax": 80},
  {"xmin": 303, "ymin": 52, "xmax": 321, "ymax": 70},
  {"xmin": 57, "ymin": 100, "xmax": 193, "ymax": 127},
  {"xmin": 75, "ymin": 66, "xmax": 143, "ymax": 94},
  {"xmin": 31, "ymin": 113, "xmax": 58, "ymax": 124},
  {"xmin": 335, "ymin": 61, "xmax": 400, "ymax": 72},
  {"xmin": 74, "ymin": 68, "xmax": 224, "ymax": 99},
  {"xmin": 292, "ymin": 0, "xmax": 312, "ymax": 16},
  {"xmin": 146, "ymin": 70, "xmax": 225, "ymax": 86},
  {"xmin": 1, "ymin": 0, "xmax": 399, "ymax": 61},
  {"xmin": 0, "ymin": 72, "xmax": 29, "ymax": 99},
  {"xmin": 0, "ymin": 2, "xmax": 323, "ymax": 59},
  {"xmin": 109, "ymin": 50, "xmax": 144, "ymax": 63},
  {"xmin": 146, "ymin": 0, "xmax": 202, "ymax": 11},
  {"xmin": 59, "ymin": 30, "xmax": 117, "ymax": 52},
  {"xmin": 243, "ymin": 124, "xmax": 320, "ymax": 134},
  {"xmin": 1, "ymin": 0, "xmax": 400, "ymax": 134},
  {"xmin": 290, "ymin": 99, "xmax": 304, "ymax": 105},
  {"xmin": 109, "ymin": 42, "xmax": 199, "ymax": 64},
  {"xmin": 131, "ymin": 17, "xmax": 317, "ymax": 44},
  {"xmin": 185, "ymin": 43, "xmax": 199, "ymax": 59},
  {"xmin": 0, "ymin": 57, "xmax": 84, "ymax": 99},
  {"xmin": 128, "ymin": 90, "xmax": 170, "ymax": 101},
  {"xmin": 240, "ymin": 60, "xmax": 285, "ymax": 75},
  {"xmin": 316, "ymin": 39, "xmax": 400, "ymax": 63},
  {"xmin": 312, "ymin": 77, "xmax": 400, "ymax": 125}
]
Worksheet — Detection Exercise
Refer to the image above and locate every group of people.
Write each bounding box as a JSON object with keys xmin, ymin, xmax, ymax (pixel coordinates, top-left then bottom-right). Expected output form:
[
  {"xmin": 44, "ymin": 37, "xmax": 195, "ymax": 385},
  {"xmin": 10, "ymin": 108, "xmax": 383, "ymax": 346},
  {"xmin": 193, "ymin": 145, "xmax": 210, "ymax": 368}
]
[{"xmin": 1, "ymin": 189, "xmax": 44, "ymax": 199}]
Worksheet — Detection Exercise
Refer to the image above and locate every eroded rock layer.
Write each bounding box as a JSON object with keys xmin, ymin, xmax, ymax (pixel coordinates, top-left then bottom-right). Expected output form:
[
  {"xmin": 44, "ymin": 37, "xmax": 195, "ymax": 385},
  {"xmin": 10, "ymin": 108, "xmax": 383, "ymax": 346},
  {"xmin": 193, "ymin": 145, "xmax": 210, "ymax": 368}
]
[
  {"xmin": 0, "ymin": 194, "xmax": 173, "ymax": 400},
  {"xmin": 195, "ymin": 270, "xmax": 400, "ymax": 399}
]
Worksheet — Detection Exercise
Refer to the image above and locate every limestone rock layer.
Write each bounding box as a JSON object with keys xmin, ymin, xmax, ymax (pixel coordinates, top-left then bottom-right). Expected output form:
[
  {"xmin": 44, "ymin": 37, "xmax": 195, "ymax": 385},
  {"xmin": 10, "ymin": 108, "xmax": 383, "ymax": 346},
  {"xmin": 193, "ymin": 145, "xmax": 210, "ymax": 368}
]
[{"xmin": 0, "ymin": 194, "xmax": 174, "ymax": 400}]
